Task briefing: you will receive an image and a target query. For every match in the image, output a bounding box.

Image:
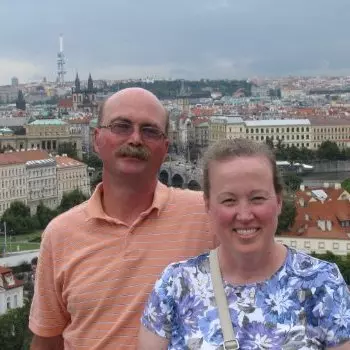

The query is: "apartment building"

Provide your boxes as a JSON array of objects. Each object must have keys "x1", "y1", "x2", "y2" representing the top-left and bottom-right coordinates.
[
  {"x1": 0, "y1": 154, "x2": 27, "y2": 216},
  {"x1": 310, "y1": 118, "x2": 350, "y2": 149},
  {"x1": 279, "y1": 183, "x2": 350, "y2": 255},
  {"x1": 209, "y1": 116, "x2": 228, "y2": 144},
  {"x1": 0, "y1": 150, "x2": 90, "y2": 217},
  {"x1": 244, "y1": 119, "x2": 311, "y2": 148},
  {"x1": 56, "y1": 155, "x2": 90, "y2": 203}
]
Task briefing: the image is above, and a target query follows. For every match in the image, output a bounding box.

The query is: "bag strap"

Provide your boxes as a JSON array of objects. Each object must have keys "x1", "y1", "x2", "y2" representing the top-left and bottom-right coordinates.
[{"x1": 209, "y1": 248, "x2": 240, "y2": 350}]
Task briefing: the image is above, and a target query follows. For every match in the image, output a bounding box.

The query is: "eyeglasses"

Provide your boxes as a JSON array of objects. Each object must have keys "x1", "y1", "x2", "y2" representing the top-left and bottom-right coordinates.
[{"x1": 99, "y1": 121, "x2": 166, "y2": 141}]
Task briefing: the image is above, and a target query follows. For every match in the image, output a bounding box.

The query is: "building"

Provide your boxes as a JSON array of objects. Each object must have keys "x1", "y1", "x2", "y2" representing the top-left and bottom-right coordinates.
[
  {"x1": 55, "y1": 155, "x2": 90, "y2": 203},
  {"x1": 0, "y1": 266, "x2": 24, "y2": 315},
  {"x1": 310, "y1": 118, "x2": 350, "y2": 149},
  {"x1": 0, "y1": 150, "x2": 90, "y2": 216},
  {"x1": 0, "y1": 154, "x2": 27, "y2": 216},
  {"x1": 71, "y1": 73, "x2": 98, "y2": 114},
  {"x1": 0, "y1": 119, "x2": 83, "y2": 158},
  {"x1": 278, "y1": 183, "x2": 350, "y2": 255},
  {"x1": 67, "y1": 116, "x2": 92, "y2": 155},
  {"x1": 243, "y1": 119, "x2": 312, "y2": 148}
]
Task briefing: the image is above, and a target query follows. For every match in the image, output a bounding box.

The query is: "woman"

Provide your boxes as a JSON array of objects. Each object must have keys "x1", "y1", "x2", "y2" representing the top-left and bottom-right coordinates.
[{"x1": 138, "y1": 139, "x2": 350, "y2": 349}]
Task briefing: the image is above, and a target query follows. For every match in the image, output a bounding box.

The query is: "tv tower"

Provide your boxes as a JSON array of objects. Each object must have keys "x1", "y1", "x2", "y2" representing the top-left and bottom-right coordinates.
[{"x1": 56, "y1": 34, "x2": 66, "y2": 85}]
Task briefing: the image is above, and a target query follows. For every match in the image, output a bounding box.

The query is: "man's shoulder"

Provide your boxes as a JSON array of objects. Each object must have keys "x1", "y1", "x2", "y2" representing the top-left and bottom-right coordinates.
[
  {"x1": 43, "y1": 201, "x2": 89, "y2": 237},
  {"x1": 170, "y1": 187, "x2": 204, "y2": 204}
]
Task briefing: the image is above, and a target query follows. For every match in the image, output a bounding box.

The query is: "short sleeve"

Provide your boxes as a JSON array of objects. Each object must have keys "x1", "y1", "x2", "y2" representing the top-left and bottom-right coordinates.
[
  {"x1": 141, "y1": 263, "x2": 177, "y2": 339},
  {"x1": 318, "y1": 264, "x2": 350, "y2": 347},
  {"x1": 29, "y1": 224, "x2": 70, "y2": 337}
]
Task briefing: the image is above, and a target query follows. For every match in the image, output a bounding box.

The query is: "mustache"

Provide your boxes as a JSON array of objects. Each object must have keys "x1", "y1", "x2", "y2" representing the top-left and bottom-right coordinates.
[{"x1": 116, "y1": 145, "x2": 151, "y2": 160}]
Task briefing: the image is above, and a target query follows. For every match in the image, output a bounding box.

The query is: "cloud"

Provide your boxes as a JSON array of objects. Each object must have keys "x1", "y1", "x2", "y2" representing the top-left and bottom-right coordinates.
[
  {"x1": 0, "y1": 59, "x2": 45, "y2": 85},
  {"x1": 0, "y1": 0, "x2": 350, "y2": 84}
]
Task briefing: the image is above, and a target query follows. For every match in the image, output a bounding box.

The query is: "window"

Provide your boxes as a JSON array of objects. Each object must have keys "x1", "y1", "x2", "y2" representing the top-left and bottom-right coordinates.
[
  {"x1": 14, "y1": 295, "x2": 18, "y2": 307},
  {"x1": 291, "y1": 241, "x2": 297, "y2": 248},
  {"x1": 333, "y1": 242, "x2": 339, "y2": 250},
  {"x1": 304, "y1": 241, "x2": 310, "y2": 248},
  {"x1": 318, "y1": 242, "x2": 325, "y2": 249},
  {"x1": 6, "y1": 297, "x2": 11, "y2": 309}
]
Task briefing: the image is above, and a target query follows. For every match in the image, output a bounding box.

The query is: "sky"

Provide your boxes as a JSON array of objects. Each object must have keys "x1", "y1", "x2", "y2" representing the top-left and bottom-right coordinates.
[{"x1": 0, "y1": 0, "x2": 350, "y2": 85}]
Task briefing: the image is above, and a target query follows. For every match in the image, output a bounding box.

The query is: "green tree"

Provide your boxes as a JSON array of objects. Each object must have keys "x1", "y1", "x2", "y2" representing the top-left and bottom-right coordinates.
[
  {"x1": 58, "y1": 189, "x2": 88, "y2": 214},
  {"x1": 83, "y1": 153, "x2": 103, "y2": 169},
  {"x1": 0, "y1": 300, "x2": 32, "y2": 350},
  {"x1": 341, "y1": 178, "x2": 350, "y2": 192},
  {"x1": 283, "y1": 174, "x2": 303, "y2": 192},
  {"x1": 1, "y1": 202, "x2": 37, "y2": 235},
  {"x1": 35, "y1": 202, "x2": 58, "y2": 229},
  {"x1": 57, "y1": 142, "x2": 78, "y2": 160},
  {"x1": 276, "y1": 199, "x2": 296, "y2": 235},
  {"x1": 317, "y1": 141, "x2": 341, "y2": 160}
]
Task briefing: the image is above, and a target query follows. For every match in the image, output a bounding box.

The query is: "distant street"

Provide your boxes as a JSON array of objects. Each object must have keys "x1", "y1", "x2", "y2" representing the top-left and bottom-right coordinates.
[{"x1": 0, "y1": 250, "x2": 39, "y2": 267}]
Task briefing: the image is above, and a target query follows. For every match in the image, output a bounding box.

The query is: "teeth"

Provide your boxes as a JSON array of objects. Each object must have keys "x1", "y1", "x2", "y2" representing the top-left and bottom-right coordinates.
[{"x1": 235, "y1": 229, "x2": 257, "y2": 235}]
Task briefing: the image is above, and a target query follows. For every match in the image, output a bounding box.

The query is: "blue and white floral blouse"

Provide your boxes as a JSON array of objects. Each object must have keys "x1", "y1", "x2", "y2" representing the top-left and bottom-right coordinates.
[{"x1": 141, "y1": 247, "x2": 350, "y2": 349}]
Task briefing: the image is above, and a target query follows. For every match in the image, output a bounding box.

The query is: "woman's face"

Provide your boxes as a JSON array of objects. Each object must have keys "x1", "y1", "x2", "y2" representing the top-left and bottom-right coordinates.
[{"x1": 205, "y1": 156, "x2": 282, "y2": 256}]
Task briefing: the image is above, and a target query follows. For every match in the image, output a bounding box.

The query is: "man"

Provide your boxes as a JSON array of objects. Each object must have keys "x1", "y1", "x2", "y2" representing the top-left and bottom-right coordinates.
[{"x1": 29, "y1": 88, "x2": 215, "y2": 349}]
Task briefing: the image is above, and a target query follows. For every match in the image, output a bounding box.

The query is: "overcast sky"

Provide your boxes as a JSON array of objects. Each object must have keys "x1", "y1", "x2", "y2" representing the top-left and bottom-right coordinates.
[{"x1": 0, "y1": 0, "x2": 349, "y2": 85}]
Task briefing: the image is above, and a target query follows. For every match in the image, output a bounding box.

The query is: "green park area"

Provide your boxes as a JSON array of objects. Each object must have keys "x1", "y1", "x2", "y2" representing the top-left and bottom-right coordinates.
[{"x1": 0, "y1": 231, "x2": 42, "y2": 253}]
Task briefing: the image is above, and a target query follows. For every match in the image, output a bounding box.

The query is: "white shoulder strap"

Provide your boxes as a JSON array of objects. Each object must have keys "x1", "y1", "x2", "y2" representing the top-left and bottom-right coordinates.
[{"x1": 209, "y1": 248, "x2": 240, "y2": 350}]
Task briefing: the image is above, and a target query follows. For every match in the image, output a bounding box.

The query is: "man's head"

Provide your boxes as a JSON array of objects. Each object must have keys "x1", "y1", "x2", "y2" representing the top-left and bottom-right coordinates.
[{"x1": 94, "y1": 88, "x2": 169, "y2": 183}]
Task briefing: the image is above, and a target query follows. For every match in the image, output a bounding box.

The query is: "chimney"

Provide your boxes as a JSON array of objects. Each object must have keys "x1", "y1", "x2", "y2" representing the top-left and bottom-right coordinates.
[
  {"x1": 334, "y1": 183, "x2": 341, "y2": 190},
  {"x1": 300, "y1": 184, "x2": 305, "y2": 191},
  {"x1": 326, "y1": 220, "x2": 332, "y2": 231},
  {"x1": 323, "y1": 182, "x2": 330, "y2": 189}
]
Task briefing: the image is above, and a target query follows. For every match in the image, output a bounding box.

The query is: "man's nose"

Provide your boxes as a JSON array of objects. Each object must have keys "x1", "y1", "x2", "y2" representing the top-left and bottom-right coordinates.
[{"x1": 128, "y1": 127, "x2": 143, "y2": 144}]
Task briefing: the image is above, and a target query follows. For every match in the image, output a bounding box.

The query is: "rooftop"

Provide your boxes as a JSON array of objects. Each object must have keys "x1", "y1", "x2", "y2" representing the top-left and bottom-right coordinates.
[
  {"x1": 245, "y1": 119, "x2": 310, "y2": 127},
  {"x1": 29, "y1": 119, "x2": 67, "y2": 126}
]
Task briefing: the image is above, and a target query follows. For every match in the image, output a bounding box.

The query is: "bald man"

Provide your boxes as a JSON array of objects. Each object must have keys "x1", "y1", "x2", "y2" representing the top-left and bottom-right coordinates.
[{"x1": 29, "y1": 88, "x2": 215, "y2": 350}]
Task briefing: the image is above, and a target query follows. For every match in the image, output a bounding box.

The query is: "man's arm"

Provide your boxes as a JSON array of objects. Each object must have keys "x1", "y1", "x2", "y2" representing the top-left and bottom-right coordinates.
[
  {"x1": 137, "y1": 325, "x2": 169, "y2": 350},
  {"x1": 327, "y1": 341, "x2": 350, "y2": 350},
  {"x1": 30, "y1": 334, "x2": 64, "y2": 350}
]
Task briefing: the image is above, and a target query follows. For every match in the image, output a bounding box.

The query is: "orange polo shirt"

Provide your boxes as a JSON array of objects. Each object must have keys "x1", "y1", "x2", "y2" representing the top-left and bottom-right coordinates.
[{"x1": 29, "y1": 182, "x2": 215, "y2": 349}]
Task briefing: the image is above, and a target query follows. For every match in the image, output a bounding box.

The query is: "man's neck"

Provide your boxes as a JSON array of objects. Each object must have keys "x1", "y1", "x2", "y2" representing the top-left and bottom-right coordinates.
[{"x1": 101, "y1": 174, "x2": 157, "y2": 225}]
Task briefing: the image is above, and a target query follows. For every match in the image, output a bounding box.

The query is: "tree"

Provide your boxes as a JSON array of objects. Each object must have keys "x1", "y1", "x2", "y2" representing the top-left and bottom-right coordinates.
[
  {"x1": 57, "y1": 142, "x2": 78, "y2": 159},
  {"x1": 15, "y1": 90, "x2": 26, "y2": 111},
  {"x1": 58, "y1": 189, "x2": 88, "y2": 214},
  {"x1": 276, "y1": 199, "x2": 297, "y2": 235},
  {"x1": 283, "y1": 174, "x2": 303, "y2": 192},
  {"x1": 341, "y1": 178, "x2": 350, "y2": 193},
  {"x1": 1, "y1": 202, "x2": 37, "y2": 235},
  {"x1": 0, "y1": 300, "x2": 32, "y2": 350},
  {"x1": 82, "y1": 153, "x2": 103, "y2": 169},
  {"x1": 317, "y1": 141, "x2": 341, "y2": 160},
  {"x1": 35, "y1": 202, "x2": 58, "y2": 229}
]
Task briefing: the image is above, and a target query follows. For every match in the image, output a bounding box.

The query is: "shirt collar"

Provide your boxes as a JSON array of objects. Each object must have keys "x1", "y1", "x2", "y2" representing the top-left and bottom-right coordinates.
[{"x1": 85, "y1": 181, "x2": 170, "y2": 221}]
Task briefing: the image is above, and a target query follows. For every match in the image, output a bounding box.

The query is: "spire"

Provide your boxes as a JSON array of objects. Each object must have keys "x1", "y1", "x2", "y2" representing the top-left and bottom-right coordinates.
[
  {"x1": 75, "y1": 73, "x2": 80, "y2": 92},
  {"x1": 87, "y1": 73, "x2": 93, "y2": 92}
]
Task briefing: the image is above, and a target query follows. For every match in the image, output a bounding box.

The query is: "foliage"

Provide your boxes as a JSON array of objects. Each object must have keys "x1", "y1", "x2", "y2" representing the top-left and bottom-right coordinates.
[
  {"x1": 276, "y1": 198, "x2": 297, "y2": 235},
  {"x1": 341, "y1": 178, "x2": 350, "y2": 193},
  {"x1": 35, "y1": 202, "x2": 57, "y2": 229},
  {"x1": 57, "y1": 142, "x2": 79, "y2": 159},
  {"x1": 83, "y1": 153, "x2": 103, "y2": 169},
  {"x1": 58, "y1": 189, "x2": 88, "y2": 214},
  {"x1": 108, "y1": 79, "x2": 252, "y2": 99},
  {"x1": 317, "y1": 140, "x2": 341, "y2": 160},
  {"x1": 312, "y1": 251, "x2": 350, "y2": 285},
  {"x1": 1, "y1": 202, "x2": 38, "y2": 235},
  {"x1": 283, "y1": 174, "x2": 302, "y2": 192},
  {"x1": 0, "y1": 300, "x2": 32, "y2": 350}
]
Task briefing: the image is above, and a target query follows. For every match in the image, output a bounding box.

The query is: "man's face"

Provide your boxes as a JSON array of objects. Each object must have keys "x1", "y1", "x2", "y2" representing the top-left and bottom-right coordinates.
[{"x1": 94, "y1": 93, "x2": 169, "y2": 179}]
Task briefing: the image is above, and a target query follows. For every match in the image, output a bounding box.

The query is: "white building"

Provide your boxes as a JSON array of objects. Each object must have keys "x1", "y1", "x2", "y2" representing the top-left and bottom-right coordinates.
[{"x1": 0, "y1": 266, "x2": 24, "y2": 315}]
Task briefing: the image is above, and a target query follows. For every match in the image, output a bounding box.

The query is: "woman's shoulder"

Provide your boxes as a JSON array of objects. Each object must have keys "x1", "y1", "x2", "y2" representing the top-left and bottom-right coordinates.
[
  {"x1": 286, "y1": 247, "x2": 345, "y2": 286},
  {"x1": 160, "y1": 253, "x2": 210, "y2": 281}
]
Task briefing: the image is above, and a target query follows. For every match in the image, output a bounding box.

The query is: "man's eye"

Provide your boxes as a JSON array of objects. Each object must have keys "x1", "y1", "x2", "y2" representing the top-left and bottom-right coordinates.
[
  {"x1": 115, "y1": 123, "x2": 131, "y2": 130},
  {"x1": 252, "y1": 197, "x2": 266, "y2": 202}
]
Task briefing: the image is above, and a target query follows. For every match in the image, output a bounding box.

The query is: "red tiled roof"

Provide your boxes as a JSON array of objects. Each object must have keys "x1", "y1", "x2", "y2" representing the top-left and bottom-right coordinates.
[
  {"x1": 58, "y1": 98, "x2": 73, "y2": 108},
  {"x1": 0, "y1": 150, "x2": 51, "y2": 166},
  {"x1": 55, "y1": 155, "x2": 84, "y2": 167}
]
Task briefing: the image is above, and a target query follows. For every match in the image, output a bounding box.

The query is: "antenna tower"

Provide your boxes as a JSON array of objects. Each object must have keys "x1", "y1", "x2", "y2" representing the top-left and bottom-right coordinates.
[{"x1": 57, "y1": 34, "x2": 66, "y2": 85}]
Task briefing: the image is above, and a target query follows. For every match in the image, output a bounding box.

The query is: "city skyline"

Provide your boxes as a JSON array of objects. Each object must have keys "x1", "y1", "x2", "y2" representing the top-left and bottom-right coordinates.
[{"x1": 1, "y1": 0, "x2": 350, "y2": 85}]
